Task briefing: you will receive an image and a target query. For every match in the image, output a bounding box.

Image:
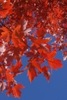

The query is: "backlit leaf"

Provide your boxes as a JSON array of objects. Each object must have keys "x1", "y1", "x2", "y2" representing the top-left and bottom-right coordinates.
[{"x1": 27, "y1": 67, "x2": 37, "y2": 82}]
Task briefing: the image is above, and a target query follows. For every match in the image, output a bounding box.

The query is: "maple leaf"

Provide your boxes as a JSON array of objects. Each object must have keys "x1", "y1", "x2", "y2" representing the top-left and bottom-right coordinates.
[
  {"x1": 27, "y1": 67, "x2": 37, "y2": 82},
  {"x1": 47, "y1": 50, "x2": 62, "y2": 70},
  {"x1": 12, "y1": 84, "x2": 24, "y2": 98},
  {"x1": 47, "y1": 50, "x2": 56, "y2": 58},
  {"x1": 2, "y1": 0, "x2": 11, "y2": 9},
  {"x1": 31, "y1": 58, "x2": 42, "y2": 72},
  {"x1": 11, "y1": 61, "x2": 24, "y2": 76},
  {"x1": 36, "y1": 26, "x2": 45, "y2": 38},
  {"x1": 28, "y1": 35, "x2": 51, "y2": 47},
  {"x1": 0, "y1": 27, "x2": 10, "y2": 42},
  {"x1": 34, "y1": 38, "x2": 51, "y2": 45},
  {"x1": 12, "y1": 25, "x2": 27, "y2": 49},
  {"x1": 12, "y1": 25, "x2": 21, "y2": 46},
  {"x1": 38, "y1": 66, "x2": 50, "y2": 81},
  {"x1": 6, "y1": 84, "x2": 24, "y2": 98},
  {"x1": 0, "y1": 0, "x2": 13, "y2": 18},
  {"x1": 6, "y1": 70, "x2": 14, "y2": 83},
  {"x1": 12, "y1": 37, "x2": 19, "y2": 47},
  {"x1": 48, "y1": 59, "x2": 62, "y2": 70}
]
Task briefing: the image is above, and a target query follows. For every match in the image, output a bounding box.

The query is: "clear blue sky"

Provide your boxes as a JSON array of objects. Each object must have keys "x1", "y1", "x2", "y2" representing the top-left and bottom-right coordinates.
[{"x1": 0, "y1": 51, "x2": 67, "y2": 100}]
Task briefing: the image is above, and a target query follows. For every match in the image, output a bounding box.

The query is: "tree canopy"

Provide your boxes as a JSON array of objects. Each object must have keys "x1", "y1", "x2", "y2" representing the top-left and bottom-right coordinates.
[{"x1": 0, "y1": 0, "x2": 67, "y2": 98}]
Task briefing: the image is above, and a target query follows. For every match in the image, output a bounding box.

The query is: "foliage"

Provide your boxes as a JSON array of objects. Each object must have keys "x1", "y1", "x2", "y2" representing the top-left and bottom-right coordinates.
[{"x1": 0, "y1": 0, "x2": 67, "y2": 98}]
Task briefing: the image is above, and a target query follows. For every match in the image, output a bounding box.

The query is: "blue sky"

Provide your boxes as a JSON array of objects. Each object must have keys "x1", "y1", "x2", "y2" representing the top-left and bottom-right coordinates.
[{"x1": 0, "y1": 51, "x2": 67, "y2": 100}]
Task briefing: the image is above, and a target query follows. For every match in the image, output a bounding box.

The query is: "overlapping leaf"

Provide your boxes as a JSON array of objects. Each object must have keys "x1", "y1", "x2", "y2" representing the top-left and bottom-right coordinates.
[
  {"x1": 47, "y1": 50, "x2": 62, "y2": 70},
  {"x1": 11, "y1": 61, "x2": 24, "y2": 76},
  {"x1": 6, "y1": 84, "x2": 24, "y2": 98}
]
